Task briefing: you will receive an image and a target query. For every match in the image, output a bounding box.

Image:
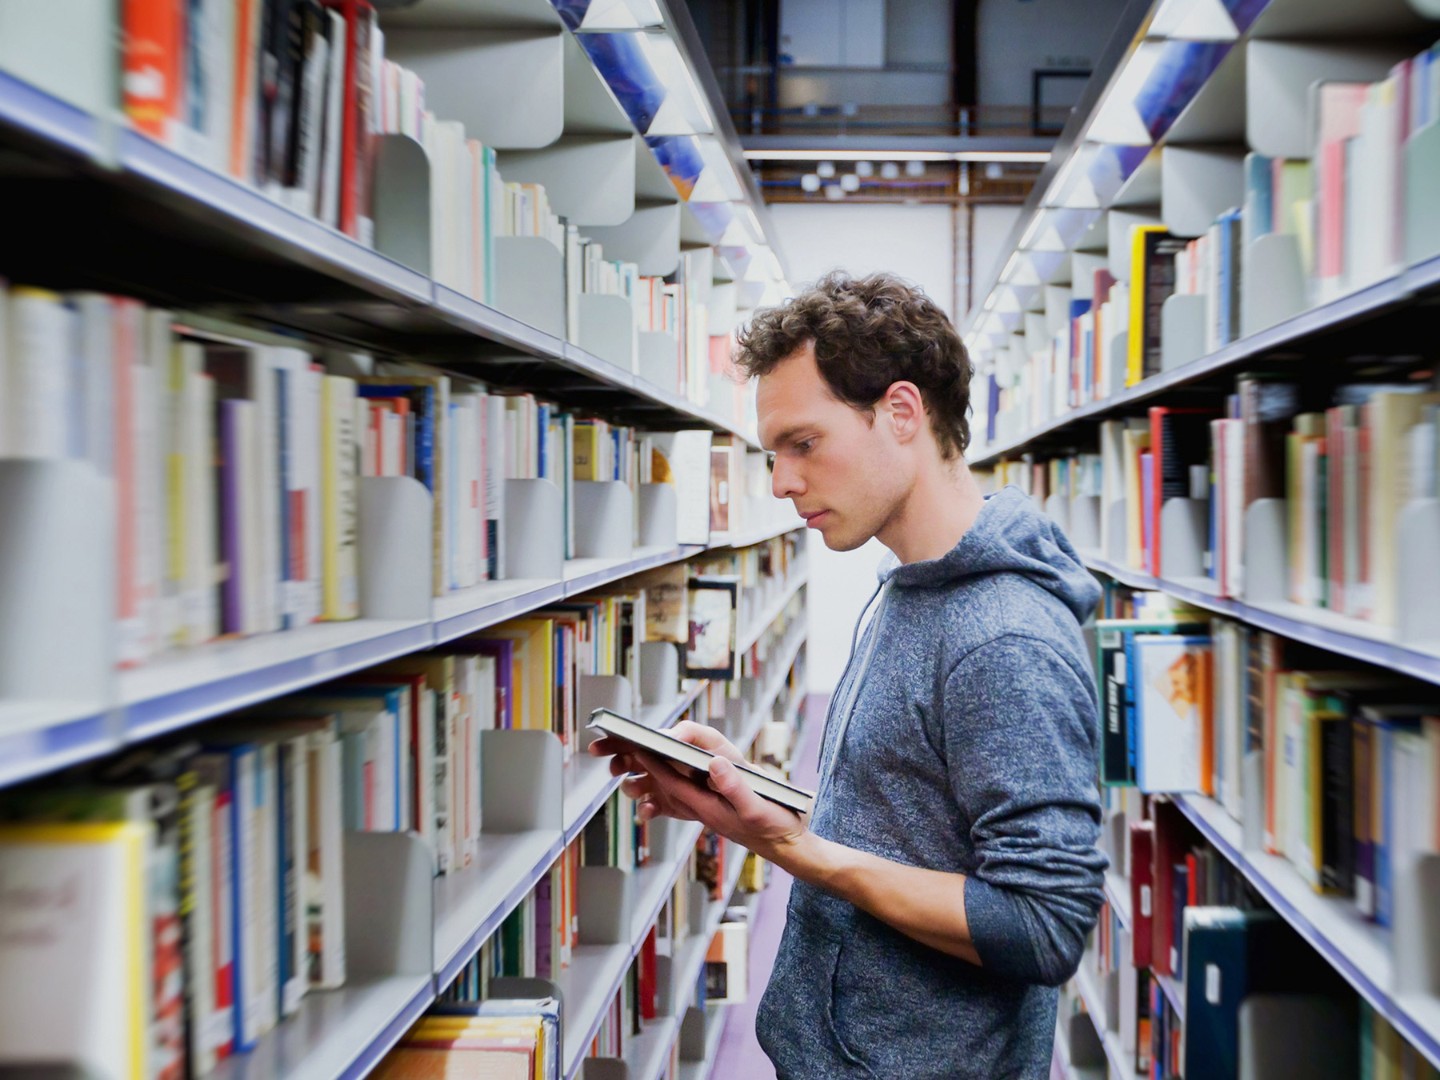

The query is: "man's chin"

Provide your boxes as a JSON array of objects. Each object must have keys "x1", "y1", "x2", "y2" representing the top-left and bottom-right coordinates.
[{"x1": 819, "y1": 523, "x2": 871, "y2": 552}]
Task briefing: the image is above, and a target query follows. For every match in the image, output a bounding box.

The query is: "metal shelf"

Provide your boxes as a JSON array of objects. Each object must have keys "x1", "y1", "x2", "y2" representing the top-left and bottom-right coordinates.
[
  {"x1": 970, "y1": 256, "x2": 1440, "y2": 468},
  {"x1": 121, "y1": 618, "x2": 436, "y2": 743},
  {"x1": 1104, "y1": 871, "x2": 1133, "y2": 934},
  {"x1": 1083, "y1": 554, "x2": 1440, "y2": 688},
  {"x1": 1172, "y1": 791, "x2": 1440, "y2": 1071},
  {"x1": 560, "y1": 819, "x2": 707, "y2": 1080},
  {"x1": 0, "y1": 68, "x2": 103, "y2": 161},
  {"x1": 433, "y1": 829, "x2": 566, "y2": 988},
  {"x1": 206, "y1": 974, "x2": 434, "y2": 1080},
  {"x1": 1071, "y1": 961, "x2": 1132, "y2": 1080}
]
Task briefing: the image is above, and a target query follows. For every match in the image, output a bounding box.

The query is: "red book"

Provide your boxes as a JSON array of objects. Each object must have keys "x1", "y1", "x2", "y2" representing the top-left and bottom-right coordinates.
[
  {"x1": 1130, "y1": 820, "x2": 1155, "y2": 969},
  {"x1": 322, "y1": 0, "x2": 377, "y2": 239},
  {"x1": 123, "y1": 0, "x2": 184, "y2": 140},
  {"x1": 210, "y1": 789, "x2": 236, "y2": 1060},
  {"x1": 640, "y1": 925, "x2": 658, "y2": 1022},
  {"x1": 1150, "y1": 801, "x2": 1188, "y2": 977},
  {"x1": 1148, "y1": 406, "x2": 1220, "y2": 577}
]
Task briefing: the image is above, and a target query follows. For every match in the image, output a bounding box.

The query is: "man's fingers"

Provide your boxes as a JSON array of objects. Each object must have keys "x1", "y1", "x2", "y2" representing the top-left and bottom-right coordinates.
[
  {"x1": 705, "y1": 756, "x2": 768, "y2": 819},
  {"x1": 668, "y1": 720, "x2": 744, "y2": 763}
]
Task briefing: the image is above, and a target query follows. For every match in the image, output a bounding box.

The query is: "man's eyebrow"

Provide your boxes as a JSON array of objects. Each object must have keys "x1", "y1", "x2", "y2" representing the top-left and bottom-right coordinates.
[{"x1": 767, "y1": 425, "x2": 812, "y2": 449}]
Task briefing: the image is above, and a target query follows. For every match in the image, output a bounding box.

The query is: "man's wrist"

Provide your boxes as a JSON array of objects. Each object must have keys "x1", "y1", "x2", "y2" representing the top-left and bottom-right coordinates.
[{"x1": 761, "y1": 827, "x2": 840, "y2": 891}]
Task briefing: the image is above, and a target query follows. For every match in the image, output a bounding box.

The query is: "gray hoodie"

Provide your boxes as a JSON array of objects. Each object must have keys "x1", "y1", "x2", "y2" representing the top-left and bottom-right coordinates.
[{"x1": 755, "y1": 485, "x2": 1108, "y2": 1080}]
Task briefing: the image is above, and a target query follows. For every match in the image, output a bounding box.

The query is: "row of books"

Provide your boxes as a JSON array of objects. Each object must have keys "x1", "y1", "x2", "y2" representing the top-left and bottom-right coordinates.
[
  {"x1": 1081, "y1": 789, "x2": 1440, "y2": 1080},
  {"x1": 0, "y1": 522, "x2": 812, "y2": 1078},
  {"x1": 104, "y1": 0, "x2": 754, "y2": 431},
  {"x1": 988, "y1": 370, "x2": 1440, "y2": 630},
  {"x1": 975, "y1": 37, "x2": 1440, "y2": 452},
  {"x1": 1096, "y1": 576, "x2": 1440, "y2": 924},
  {"x1": 372, "y1": 995, "x2": 561, "y2": 1080},
  {"x1": 0, "y1": 282, "x2": 780, "y2": 670},
  {"x1": 417, "y1": 832, "x2": 752, "y2": 1078}
]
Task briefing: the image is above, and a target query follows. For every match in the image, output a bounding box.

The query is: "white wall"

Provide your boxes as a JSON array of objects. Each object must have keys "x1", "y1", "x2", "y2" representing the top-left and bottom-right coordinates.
[
  {"x1": 767, "y1": 202, "x2": 956, "y2": 693},
  {"x1": 969, "y1": 202, "x2": 1022, "y2": 311}
]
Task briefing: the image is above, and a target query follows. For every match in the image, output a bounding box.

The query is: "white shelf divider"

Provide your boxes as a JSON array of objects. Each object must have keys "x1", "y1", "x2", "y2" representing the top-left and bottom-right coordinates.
[{"x1": 1072, "y1": 961, "x2": 1131, "y2": 1080}]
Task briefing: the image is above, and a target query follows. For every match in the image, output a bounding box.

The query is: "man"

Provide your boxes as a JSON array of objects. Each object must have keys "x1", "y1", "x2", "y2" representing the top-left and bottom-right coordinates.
[{"x1": 592, "y1": 271, "x2": 1108, "y2": 1078}]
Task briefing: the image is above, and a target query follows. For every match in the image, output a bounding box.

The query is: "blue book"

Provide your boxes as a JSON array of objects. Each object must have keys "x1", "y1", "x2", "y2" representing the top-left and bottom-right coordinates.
[
  {"x1": 537, "y1": 402, "x2": 550, "y2": 479},
  {"x1": 1242, "y1": 152, "x2": 1274, "y2": 252},
  {"x1": 1216, "y1": 207, "x2": 1242, "y2": 346}
]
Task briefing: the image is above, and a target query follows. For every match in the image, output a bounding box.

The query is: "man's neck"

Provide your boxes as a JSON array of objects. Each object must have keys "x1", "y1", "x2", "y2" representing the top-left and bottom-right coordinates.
[{"x1": 877, "y1": 458, "x2": 985, "y2": 565}]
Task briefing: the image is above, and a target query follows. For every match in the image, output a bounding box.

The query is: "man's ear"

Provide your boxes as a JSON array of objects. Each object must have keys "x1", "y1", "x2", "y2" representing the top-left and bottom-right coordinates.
[{"x1": 882, "y1": 381, "x2": 926, "y2": 445}]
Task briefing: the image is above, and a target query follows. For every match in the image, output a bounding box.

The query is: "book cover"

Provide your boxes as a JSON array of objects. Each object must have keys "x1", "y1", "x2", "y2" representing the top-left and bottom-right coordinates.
[{"x1": 0, "y1": 822, "x2": 151, "y2": 1078}]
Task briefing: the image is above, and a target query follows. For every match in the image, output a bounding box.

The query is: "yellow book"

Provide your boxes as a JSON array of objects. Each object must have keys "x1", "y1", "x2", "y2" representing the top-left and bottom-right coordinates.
[
  {"x1": 320, "y1": 374, "x2": 360, "y2": 620},
  {"x1": 1126, "y1": 224, "x2": 1179, "y2": 387},
  {"x1": 1367, "y1": 391, "x2": 1440, "y2": 626},
  {"x1": 1122, "y1": 427, "x2": 1150, "y2": 570},
  {"x1": 0, "y1": 822, "x2": 150, "y2": 1079}
]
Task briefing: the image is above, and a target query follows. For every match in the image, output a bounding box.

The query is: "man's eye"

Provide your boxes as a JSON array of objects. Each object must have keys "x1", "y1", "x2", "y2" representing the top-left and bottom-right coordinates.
[{"x1": 796, "y1": 440, "x2": 815, "y2": 454}]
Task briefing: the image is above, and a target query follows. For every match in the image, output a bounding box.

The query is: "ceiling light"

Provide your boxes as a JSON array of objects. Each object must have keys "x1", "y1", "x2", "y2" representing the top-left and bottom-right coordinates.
[
  {"x1": 855, "y1": 160, "x2": 874, "y2": 178},
  {"x1": 880, "y1": 162, "x2": 900, "y2": 179},
  {"x1": 816, "y1": 161, "x2": 836, "y2": 178},
  {"x1": 905, "y1": 160, "x2": 926, "y2": 177},
  {"x1": 840, "y1": 173, "x2": 860, "y2": 192},
  {"x1": 824, "y1": 184, "x2": 844, "y2": 200},
  {"x1": 742, "y1": 149, "x2": 1051, "y2": 164},
  {"x1": 800, "y1": 173, "x2": 821, "y2": 193}
]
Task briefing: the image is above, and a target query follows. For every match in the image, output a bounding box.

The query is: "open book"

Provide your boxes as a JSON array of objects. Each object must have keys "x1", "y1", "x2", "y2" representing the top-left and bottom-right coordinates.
[{"x1": 587, "y1": 709, "x2": 815, "y2": 816}]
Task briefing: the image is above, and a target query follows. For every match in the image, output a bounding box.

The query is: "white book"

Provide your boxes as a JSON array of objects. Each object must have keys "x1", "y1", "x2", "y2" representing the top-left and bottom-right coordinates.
[
  {"x1": 485, "y1": 392, "x2": 506, "y2": 579},
  {"x1": 312, "y1": 733, "x2": 347, "y2": 988},
  {"x1": 321, "y1": 375, "x2": 360, "y2": 620},
  {"x1": 6, "y1": 287, "x2": 71, "y2": 459},
  {"x1": 0, "y1": 822, "x2": 152, "y2": 1077},
  {"x1": 413, "y1": 686, "x2": 437, "y2": 854},
  {"x1": 188, "y1": 367, "x2": 221, "y2": 643},
  {"x1": 255, "y1": 349, "x2": 283, "y2": 633},
  {"x1": 290, "y1": 22, "x2": 331, "y2": 218},
  {"x1": 73, "y1": 294, "x2": 115, "y2": 473},
  {"x1": 301, "y1": 364, "x2": 324, "y2": 625},
  {"x1": 252, "y1": 743, "x2": 280, "y2": 1038},
  {"x1": 272, "y1": 347, "x2": 314, "y2": 628},
  {"x1": 200, "y1": 0, "x2": 236, "y2": 174},
  {"x1": 317, "y1": 10, "x2": 347, "y2": 228}
]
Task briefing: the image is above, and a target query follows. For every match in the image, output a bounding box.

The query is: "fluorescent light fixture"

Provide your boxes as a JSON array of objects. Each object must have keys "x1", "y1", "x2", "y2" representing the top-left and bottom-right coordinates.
[
  {"x1": 580, "y1": 0, "x2": 665, "y2": 29},
  {"x1": 742, "y1": 149, "x2": 1051, "y2": 164},
  {"x1": 1041, "y1": 142, "x2": 1101, "y2": 209},
  {"x1": 1085, "y1": 40, "x2": 1163, "y2": 146},
  {"x1": 639, "y1": 32, "x2": 715, "y2": 137},
  {"x1": 690, "y1": 136, "x2": 747, "y2": 201},
  {"x1": 1149, "y1": 0, "x2": 1237, "y2": 41}
]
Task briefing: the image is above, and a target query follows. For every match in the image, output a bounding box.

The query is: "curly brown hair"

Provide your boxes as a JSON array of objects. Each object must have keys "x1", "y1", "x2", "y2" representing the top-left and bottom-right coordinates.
[{"x1": 734, "y1": 271, "x2": 974, "y2": 458}]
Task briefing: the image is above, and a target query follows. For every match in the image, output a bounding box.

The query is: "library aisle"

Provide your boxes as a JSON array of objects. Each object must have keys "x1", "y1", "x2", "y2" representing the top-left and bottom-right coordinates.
[{"x1": 710, "y1": 696, "x2": 826, "y2": 1080}]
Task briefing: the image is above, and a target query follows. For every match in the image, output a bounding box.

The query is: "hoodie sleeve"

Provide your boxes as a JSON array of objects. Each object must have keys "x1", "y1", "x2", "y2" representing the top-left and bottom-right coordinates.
[{"x1": 947, "y1": 633, "x2": 1108, "y2": 987}]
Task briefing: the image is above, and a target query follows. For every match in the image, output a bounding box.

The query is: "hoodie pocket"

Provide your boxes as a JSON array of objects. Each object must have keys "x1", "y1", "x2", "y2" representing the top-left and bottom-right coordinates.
[{"x1": 757, "y1": 923, "x2": 878, "y2": 1079}]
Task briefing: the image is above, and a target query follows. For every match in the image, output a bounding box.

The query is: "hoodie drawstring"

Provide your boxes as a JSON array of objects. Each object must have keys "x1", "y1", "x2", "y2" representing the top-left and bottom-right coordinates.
[{"x1": 814, "y1": 579, "x2": 889, "y2": 809}]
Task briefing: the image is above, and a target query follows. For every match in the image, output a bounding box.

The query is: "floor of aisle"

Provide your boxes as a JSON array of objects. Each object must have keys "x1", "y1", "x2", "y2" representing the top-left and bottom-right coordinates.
[{"x1": 712, "y1": 694, "x2": 827, "y2": 1080}]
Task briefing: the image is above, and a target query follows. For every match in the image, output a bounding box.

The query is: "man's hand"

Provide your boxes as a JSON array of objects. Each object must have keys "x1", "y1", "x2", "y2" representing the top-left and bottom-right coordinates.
[{"x1": 587, "y1": 720, "x2": 808, "y2": 863}]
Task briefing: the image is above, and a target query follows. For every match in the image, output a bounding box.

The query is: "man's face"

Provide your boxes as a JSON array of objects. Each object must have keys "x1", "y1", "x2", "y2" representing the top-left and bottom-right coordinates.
[{"x1": 756, "y1": 343, "x2": 907, "y2": 551}]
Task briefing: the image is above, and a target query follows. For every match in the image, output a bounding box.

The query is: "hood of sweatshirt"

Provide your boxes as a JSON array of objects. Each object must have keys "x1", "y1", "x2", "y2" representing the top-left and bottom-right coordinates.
[{"x1": 876, "y1": 484, "x2": 1101, "y2": 625}]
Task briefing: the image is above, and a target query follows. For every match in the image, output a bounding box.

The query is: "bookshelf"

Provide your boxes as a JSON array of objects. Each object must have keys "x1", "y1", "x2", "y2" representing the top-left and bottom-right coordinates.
[
  {"x1": 966, "y1": 0, "x2": 1440, "y2": 1074},
  {"x1": 0, "y1": 0, "x2": 805, "y2": 1077}
]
